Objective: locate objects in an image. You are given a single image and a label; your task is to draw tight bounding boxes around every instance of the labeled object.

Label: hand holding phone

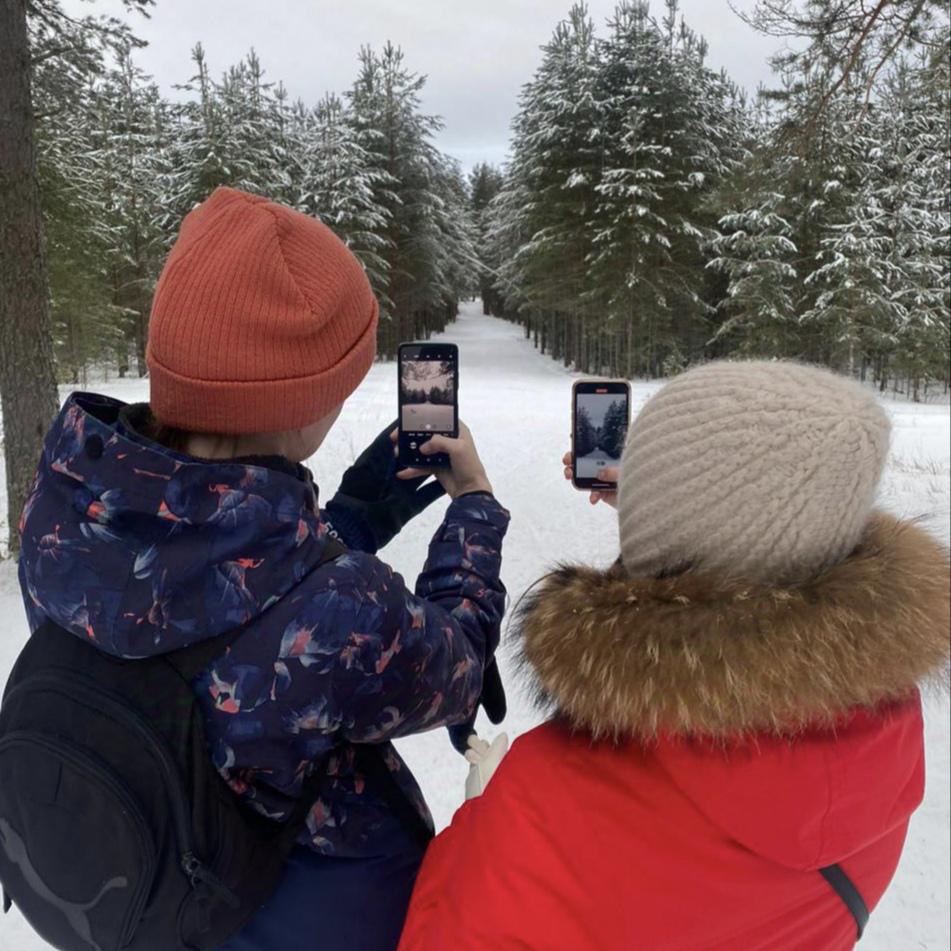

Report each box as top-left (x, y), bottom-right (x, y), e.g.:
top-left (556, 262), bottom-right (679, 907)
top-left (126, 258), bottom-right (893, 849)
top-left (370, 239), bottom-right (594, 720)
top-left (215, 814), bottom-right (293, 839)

top-left (322, 424), bottom-right (446, 553)
top-left (397, 421), bottom-right (493, 500)
top-left (562, 452), bottom-right (619, 507)
top-left (398, 342), bottom-right (459, 468)
top-left (570, 380), bottom-right (631, 499)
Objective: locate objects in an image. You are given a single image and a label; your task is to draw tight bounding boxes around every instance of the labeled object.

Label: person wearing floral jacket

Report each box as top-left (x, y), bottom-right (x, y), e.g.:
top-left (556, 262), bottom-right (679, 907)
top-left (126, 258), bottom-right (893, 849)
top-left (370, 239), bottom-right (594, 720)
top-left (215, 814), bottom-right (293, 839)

top-left (17, 187), bottom-right (509, 951)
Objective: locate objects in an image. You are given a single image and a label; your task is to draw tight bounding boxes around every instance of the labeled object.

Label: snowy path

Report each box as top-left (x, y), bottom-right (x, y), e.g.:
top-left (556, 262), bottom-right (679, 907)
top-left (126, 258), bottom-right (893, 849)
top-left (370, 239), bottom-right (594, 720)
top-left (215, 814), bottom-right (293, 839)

top-left (0, 301), bottom-right (948, 949)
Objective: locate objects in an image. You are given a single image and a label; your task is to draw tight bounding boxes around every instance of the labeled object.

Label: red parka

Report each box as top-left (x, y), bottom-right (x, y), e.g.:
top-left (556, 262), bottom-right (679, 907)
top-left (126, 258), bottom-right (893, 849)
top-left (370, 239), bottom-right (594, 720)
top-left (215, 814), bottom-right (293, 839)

top-left (399, 514), bottom-right (950, 951)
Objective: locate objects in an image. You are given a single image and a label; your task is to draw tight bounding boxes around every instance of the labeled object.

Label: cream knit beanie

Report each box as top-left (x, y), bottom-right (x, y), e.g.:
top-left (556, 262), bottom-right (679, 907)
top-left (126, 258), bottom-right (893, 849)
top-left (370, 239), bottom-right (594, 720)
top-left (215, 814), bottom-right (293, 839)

top-left (617, 361), bottom-right (891, 584)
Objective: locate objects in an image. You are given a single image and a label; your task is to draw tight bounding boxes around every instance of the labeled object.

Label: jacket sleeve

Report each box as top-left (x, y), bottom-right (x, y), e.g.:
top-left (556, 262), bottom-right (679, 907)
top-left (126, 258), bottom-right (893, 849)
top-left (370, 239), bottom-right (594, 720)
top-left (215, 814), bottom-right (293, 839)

top-left (327, 492), bottom-right (509, 743)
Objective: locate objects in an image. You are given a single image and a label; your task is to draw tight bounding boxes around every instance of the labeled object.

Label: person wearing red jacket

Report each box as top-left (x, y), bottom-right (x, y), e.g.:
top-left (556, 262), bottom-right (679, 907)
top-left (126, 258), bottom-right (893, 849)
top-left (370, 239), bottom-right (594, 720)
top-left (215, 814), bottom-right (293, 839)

top-left (398, 360), bottom-right (951, 951)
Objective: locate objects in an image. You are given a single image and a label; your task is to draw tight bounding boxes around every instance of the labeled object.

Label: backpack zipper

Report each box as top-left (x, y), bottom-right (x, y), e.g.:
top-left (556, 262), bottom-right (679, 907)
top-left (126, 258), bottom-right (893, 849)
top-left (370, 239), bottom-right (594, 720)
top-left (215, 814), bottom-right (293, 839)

top-left (3, 670), bottom-right (239, 908)
top-left (180, 853), bottom-right (240, 908)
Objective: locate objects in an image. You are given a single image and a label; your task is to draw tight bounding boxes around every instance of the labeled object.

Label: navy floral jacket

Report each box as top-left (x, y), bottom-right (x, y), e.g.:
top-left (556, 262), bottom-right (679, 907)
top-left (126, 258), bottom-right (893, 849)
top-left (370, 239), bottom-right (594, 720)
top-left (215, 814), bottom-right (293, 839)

top-left (18, 392), bottom-right (509, 858)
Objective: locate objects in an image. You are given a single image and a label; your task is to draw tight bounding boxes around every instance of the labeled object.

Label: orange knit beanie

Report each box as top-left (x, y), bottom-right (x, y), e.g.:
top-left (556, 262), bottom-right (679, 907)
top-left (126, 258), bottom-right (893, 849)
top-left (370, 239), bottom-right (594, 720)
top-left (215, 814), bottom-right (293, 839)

top-left (146, 187), bottom-right (378, 434)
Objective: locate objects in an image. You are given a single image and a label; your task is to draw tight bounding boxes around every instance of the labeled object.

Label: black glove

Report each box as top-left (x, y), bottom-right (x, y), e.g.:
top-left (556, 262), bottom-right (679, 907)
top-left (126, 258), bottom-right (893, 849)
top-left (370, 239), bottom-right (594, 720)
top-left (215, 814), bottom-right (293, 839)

top-left (322, 422), bottom-right (446, 554)
top-left (448, 658), bottom-right (507, 754)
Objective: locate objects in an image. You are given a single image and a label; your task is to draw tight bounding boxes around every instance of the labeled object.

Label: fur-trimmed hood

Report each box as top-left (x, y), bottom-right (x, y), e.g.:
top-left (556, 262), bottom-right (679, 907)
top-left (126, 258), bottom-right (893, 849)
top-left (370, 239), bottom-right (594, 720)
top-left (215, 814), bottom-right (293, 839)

top-left (517, 513), bottom-right (950, 741)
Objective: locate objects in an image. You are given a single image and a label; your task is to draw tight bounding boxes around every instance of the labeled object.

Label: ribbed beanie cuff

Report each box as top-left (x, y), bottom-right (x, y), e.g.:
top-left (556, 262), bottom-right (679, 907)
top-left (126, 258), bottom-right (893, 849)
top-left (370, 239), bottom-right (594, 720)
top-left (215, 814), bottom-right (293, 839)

top-left (146, 309), bottom-right (376, 433)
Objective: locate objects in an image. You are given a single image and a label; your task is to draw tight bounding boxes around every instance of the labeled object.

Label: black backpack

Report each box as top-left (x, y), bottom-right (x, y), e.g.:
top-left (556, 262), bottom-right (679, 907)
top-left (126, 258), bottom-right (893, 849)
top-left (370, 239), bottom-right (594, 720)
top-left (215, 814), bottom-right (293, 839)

top-left (0, 536), bottom-right (432, 951)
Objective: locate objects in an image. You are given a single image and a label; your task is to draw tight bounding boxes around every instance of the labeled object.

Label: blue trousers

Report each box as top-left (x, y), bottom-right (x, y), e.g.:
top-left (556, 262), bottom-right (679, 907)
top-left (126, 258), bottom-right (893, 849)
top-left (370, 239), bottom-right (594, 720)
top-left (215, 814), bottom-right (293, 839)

top-left (219, 842), bottom-right (425, 951)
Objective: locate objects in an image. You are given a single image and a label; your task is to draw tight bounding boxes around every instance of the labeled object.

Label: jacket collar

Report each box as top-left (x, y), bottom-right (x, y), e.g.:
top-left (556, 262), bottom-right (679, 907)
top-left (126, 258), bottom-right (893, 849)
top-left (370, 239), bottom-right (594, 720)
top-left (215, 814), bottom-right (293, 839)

top-left (515, 513), bottom-right (950, 740)
top-left (117, 402), bottom-right (314, 487)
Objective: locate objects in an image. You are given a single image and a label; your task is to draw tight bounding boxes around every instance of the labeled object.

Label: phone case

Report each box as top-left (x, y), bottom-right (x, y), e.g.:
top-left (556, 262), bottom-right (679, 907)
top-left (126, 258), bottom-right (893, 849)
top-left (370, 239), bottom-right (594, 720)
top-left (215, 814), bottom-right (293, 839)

top-left (398, 344), bottom-right (458, 469)
top-left (571, 380), bottom-right (630, 490)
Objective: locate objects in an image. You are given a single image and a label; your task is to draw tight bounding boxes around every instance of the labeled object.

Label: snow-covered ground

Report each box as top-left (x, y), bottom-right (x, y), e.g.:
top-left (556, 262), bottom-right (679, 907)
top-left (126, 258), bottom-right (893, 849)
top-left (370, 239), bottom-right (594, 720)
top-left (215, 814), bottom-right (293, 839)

top-left (0, 301), bottom-right (948, 950)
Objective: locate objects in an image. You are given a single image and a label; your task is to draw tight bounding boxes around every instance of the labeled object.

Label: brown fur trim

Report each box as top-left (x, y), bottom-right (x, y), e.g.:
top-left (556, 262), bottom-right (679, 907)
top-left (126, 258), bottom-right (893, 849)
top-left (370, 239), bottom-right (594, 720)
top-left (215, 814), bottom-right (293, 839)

top-left (516, 513), bottom-right (950, 740)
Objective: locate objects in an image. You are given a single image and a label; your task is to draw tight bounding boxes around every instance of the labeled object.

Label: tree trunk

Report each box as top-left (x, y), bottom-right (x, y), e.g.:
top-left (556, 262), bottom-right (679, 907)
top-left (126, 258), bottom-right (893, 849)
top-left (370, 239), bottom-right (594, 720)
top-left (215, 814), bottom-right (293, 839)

top-left (0, 0), bottom-right (60, 557)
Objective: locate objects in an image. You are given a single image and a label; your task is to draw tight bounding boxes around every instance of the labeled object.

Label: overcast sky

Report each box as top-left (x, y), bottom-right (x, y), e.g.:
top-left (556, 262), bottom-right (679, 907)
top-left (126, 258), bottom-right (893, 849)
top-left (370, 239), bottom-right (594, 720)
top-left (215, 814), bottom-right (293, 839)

top-left (65, 0), bottom-right (783, 170)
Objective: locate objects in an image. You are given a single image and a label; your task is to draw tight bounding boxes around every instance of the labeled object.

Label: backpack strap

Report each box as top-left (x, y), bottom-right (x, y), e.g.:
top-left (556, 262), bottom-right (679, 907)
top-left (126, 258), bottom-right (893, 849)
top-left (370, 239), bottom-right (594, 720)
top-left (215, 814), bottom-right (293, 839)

top-left (820, 864), bottom-right (870, 940)
top-left (165, 535), bottom-right (348, 682)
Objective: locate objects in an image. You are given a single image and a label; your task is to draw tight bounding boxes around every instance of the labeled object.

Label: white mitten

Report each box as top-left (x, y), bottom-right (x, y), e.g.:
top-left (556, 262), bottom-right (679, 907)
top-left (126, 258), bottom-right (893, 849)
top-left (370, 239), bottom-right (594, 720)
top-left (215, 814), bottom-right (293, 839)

top-left (464, 733), bottom-right (509, 800)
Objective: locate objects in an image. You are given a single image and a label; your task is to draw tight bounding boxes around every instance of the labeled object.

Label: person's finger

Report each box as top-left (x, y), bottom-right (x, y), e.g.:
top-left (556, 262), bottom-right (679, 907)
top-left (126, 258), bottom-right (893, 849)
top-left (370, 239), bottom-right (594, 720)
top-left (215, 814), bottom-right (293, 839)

top-left (596, 466), bottom-right (620, 482)
top-left (389, 428), bottom-right (398, 443)
top-left (415, 479), bottom-right (447, 507)
top-left (420, 434), bottom-right (455, 456)
top-left (564, 466), bottom-right (572, 480)
top-left (562, 451), bottom-right (572, 467)
top-left (590, 492), bottom-right (602, 505)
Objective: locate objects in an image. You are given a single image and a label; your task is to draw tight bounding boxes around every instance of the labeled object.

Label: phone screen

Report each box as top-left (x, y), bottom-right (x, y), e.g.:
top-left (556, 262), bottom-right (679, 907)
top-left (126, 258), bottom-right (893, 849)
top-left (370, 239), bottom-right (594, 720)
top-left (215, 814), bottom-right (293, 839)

top-left (398, 343), bottom-right (458, 468)
top-left (572, 381), bottom-right (631, 489)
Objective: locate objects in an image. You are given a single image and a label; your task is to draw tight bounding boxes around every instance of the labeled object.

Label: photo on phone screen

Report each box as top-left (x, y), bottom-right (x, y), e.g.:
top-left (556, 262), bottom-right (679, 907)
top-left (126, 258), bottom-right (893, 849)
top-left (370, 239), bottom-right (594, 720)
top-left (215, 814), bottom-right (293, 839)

top-left (398, 343), bottom-right (458, 468)
top-left (572, 381), bottom-right (631, 489)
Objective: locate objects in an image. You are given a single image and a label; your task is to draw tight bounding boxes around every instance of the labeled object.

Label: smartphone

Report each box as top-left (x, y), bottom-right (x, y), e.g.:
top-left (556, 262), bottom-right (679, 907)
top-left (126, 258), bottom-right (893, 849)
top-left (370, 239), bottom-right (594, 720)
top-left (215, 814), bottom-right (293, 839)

top-left (571, 380), bottom-right (631, 490)
top-left (398, 342), bottom-right (459, 468)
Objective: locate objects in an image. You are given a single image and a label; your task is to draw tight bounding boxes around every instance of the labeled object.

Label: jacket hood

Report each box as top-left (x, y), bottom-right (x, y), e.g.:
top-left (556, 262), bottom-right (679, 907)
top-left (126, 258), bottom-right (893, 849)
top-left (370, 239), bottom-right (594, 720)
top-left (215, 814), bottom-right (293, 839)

top-left (517, 513), bottom-right (949, 740)
top-left (516, 514), bottom-right (949, 868)
top-left (18, 392), bottom-right (331, 658)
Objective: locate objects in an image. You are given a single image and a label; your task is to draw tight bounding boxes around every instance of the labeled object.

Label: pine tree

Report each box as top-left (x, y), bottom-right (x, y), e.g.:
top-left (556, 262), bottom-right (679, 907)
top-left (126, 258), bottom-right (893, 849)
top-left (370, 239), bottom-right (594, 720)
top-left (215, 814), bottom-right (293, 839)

top-left (589, 0), bottom-right (742, 376)
top-left (90, 47), bottom-right (166, 376)
top-left (708, 192), bottom-right (800, 356)
top-left (429, 155), bottom-right (480, 313)
top-left (799, 104), bottom-right (896, 375)
top-left (494, 3), bottom-right (604, 366)
top-left (491, 1), bottom-right (746, 377)
top-left (348, 42), bottom-right (468, 355)
top-left (712, 16), bottom-right (949, 392)
top-left (3, 0), bottom-right (151, 554)
top-left (2, 0), bottom-right (60, 557)
top-left (31, 6), bottom-right (136, 383)
top-left (36, 83), bottom-right (112, 383)
top-left (158, 44), bottom-right (260, 231)
top-left (876, 45), bottom-right (950, 397)
top-left (293, 92), bottom-right (393, 297)
top-left (469, 162), bottom-right (505, 314)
